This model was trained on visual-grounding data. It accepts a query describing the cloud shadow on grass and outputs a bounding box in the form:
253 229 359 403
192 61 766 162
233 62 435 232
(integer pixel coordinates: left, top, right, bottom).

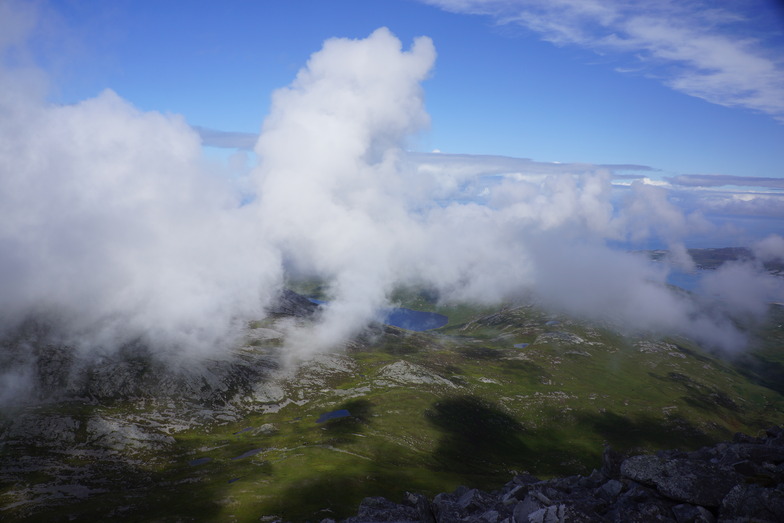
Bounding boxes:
424 395 530 476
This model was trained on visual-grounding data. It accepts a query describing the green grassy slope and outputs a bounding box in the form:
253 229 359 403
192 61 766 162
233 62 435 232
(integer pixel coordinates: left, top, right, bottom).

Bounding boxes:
2 299 783 522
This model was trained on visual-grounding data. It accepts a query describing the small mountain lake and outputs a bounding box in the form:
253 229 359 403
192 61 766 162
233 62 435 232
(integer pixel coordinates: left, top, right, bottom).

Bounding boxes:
381 307 448 331
308 299 448 331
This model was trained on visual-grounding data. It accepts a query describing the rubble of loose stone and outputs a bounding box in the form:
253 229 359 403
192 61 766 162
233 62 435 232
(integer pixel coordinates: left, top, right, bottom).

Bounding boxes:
335 427 784 522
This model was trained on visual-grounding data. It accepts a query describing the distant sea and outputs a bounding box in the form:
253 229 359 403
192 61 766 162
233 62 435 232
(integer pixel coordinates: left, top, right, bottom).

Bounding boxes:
666 271 702 292
666 268 784 304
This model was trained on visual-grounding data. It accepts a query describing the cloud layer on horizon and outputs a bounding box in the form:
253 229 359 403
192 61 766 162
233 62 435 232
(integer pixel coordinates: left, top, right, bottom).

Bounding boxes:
196 129 784 225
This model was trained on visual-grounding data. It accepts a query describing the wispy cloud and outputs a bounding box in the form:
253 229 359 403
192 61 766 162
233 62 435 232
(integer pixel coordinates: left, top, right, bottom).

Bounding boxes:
421 0 784 121
408 151 654 177
194 126 257 150
668 174 784 189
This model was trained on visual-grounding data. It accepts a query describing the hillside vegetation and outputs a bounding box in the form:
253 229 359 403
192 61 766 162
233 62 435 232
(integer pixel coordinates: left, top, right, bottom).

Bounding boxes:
1 288 783 522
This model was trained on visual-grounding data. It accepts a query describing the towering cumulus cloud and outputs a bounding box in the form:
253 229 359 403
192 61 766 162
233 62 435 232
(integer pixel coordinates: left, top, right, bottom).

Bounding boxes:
253 28 437 353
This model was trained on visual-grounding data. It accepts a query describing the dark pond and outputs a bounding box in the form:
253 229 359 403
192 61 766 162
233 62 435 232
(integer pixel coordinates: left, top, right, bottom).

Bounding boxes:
231 448 264 460
188 457 212 466
308 299 448 331
317 409 351 423
381 307 448 331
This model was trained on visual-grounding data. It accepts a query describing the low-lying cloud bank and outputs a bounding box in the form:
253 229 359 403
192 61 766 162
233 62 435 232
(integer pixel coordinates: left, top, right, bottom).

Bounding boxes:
1 8 782 403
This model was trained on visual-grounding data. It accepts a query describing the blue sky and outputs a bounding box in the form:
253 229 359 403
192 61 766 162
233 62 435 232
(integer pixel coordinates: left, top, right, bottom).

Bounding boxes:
33 0 784 180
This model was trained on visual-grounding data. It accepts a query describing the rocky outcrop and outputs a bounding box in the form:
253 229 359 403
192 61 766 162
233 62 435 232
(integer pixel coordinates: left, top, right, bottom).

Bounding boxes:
0 289 316 406
375 361 458 389
267 289 318 317
335 427 784 523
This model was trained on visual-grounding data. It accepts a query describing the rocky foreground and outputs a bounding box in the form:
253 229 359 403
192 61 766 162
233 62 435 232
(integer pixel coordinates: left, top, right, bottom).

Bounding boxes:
334 427 784 523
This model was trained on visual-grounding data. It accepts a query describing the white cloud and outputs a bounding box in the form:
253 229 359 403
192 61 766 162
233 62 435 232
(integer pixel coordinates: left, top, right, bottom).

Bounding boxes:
0 69 281 356
252 28 437 356
753 235 784 263
421 0 784 121
679 189 784 218
699 260 784 318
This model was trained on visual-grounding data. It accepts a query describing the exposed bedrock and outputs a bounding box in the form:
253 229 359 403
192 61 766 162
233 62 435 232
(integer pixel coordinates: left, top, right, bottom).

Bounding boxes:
335 427 784 523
